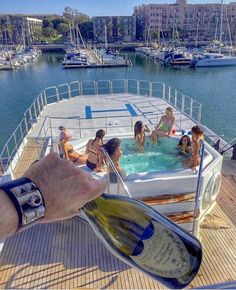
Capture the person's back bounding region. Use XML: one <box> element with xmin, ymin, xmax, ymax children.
<box><xmin>60</xmin><ymin>127</ymin><xmax>88</xmax><ymax>165</ymax></box>
<box><xmin>86</xmin><ymin>129</ymin><xmax>105</xmax><ymax>171</ymax></box>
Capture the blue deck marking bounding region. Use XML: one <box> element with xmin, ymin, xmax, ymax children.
<box><xmin>85</xmin><ymin>103</ymin><xmax>137</xmax><ymax>119</ymax></box>
<box><xmin>85</xmin><ymin>106</ymin><xmax>92</xmax><ymax>119</ymax></box>
<box><xmin>125</xmin><ymin>104</ymin><xmax>138</xmax><ymax>116</ymax></box>
<box><xmin>94</xmin><ymin>108</ymin><xmax>127</xmax><ymax>113</ymax></box>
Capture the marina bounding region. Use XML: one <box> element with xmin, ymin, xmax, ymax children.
<box><xmin>0</xmin><ymin>79</ymin><xmax>236</xmax><ymax>288</ymax></box>
<box><xmin>1</xmin><ymin>0</ymin><xmax>236</xmax><ymax>288</ymax></box>
<box><xmin>62</xmin><ymin>46</ymin><xmax>132</xmax><ymax>69</ymax></box>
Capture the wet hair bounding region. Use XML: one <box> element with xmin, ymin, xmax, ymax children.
<box><xmin>166</xmin><ymin>107</ymin><xmax>173</xmax><ymax>115</ymax></box>
<box><xmin>179</xmin><ymin>135</ymin><xmax>191</xmax><ymax>146</ymax></box>
<box><xmin>134</xmin><ymin>121</ymin><xmax>143</xmax><ymax>138</ymax></box>
<box><xmin>191</xmin><ymin>125</ymin><xmax>204</xmax><ymax>136</ymax></box>
<box><xmin>103</xmin><ymin>138</ymin><xmax>121</xmax><ymax>156</ymax></box>
<box><xmin>92</xmin><ymin>129</ymin><xmax>105</xmax><ymax>144</ymax></box>
<box><xmin>59</xmin><ymin>126</ymin><xmax>66</xmax><ymax>131</ymax></box>
<box><xmin>96</xmin><ymin>129</ymin><xmax>105</xmax><ymax>139</ymax></box>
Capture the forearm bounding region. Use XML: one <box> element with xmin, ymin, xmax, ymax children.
<box><xmin>0</xmin><ymin>189</ymin><xmax>18</xmax><ymax>239</ymax></box>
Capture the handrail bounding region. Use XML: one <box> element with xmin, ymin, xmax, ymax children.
<box><xmin>0</xmin><ymin>78</ymin><xmax>202</xmax><ymax>175</ymax></box>
<box><xmin>192</xmin><ymin>140</ymin><xmax>205</xmax><ymax>235</ymax></box>
<box><xmin>101</xmin><ymin>147</ymin><xmax>132</xmax><ymax>198</ymax></box>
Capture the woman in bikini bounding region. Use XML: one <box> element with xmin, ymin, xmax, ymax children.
<box><xmin>134</xmin><ymin>120</ymin><xmax>150</xmax><ymax>151</ymax></box>
<box><xmin>60</xmin><ymin>128</ymin><xmax>88</xmax><ymax>165</ymax></box>
<box><xmin>97</xmin><ymin>138</ymin><xmax>126</xmax><ymax>183</ymax></box>
<box><xmin>184</xmin><ymin>126</ymin><xmax>204</xmax><ymax>171</ymax></box>
<box><xmin>151</xmin><ymin>107</ymin><xmax>175</xmax><ymax>143</ymax></box>
<box><xmin>85</xmin><ymin>129</ymin><xmax>105</xmax><ymax>171</ymax></box>
<box><xmin>178</xmin><ymin>135</ymin><xmax>191</xmax><ymax>155</ymax></box>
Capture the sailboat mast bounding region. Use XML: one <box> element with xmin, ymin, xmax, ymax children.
<box><xmin>214</xmin><ymin>18</ymin><xmax>219</xmax><ymax>41</ymax></box>
<box><xmin>219</xmin><ymin>0</ymin><xmax>224</xmax><ymax>53</ymax></box>
<box><xmin>104</xmin><ymin>24</ymin><xmax>108</xmax><ymax>49</ymax></box>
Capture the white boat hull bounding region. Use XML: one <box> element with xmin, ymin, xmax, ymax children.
<box><xmin>195</xmin><ymin>57</ymin><xmax>236</xmax><ymax>67</ymax></box>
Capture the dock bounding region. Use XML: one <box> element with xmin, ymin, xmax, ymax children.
<box><xmin>63</xmin><ymin>49</ymin><xmax>132</xmax><ymax>69</ymax></box>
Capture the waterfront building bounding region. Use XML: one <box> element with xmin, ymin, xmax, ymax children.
<box><xmin>134</xmin><ymin>0</ymin><xmax>236</xmax><ymax>44</ymax></box>
<box><xmin>92</xmin><ymin>16</ymin><xmax>136</xmax><ymax>43</ymax></box>
<box><xmin>0</xmin><ymin>15</ymin><xmax>42</xmax><ymax>45</ymax></box>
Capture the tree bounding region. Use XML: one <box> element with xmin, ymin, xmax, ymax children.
<box><xmin>33</xmin><ymin>29</ymin><xmax>43</xmax><ymax>42</ymax></box>
<box><xmin>63</xmin><ymin>6</ymin><xmax>90</xmax><ymax>24</ymax></box>
<box><xmin>42</xmin><ymin>27</ymin><xmax>57</xmax><ymax>38</ymax></box>
<box><xmin>117</xmin><ymin>21</ymin><xmax>125</xmax><ymax>41</ymax></box>
<box><xmin>57</xmin><ymin>23</ymin><xmax>70</xmax><ymax>37</ymax></box>
<box><xmin>151</xmin><ymin>31</ymin><xmax>159</xmax><ymax>41</ymax></box>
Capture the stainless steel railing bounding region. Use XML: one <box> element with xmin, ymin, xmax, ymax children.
<box><xmin>0</xmin><ymin>79</ymin><xmax>202</xmax><ymax>175</ymax></box>
<box><xmin>101</xmin><ymin>147</ymin><xmax>132</xmax><ymax>198</ymax></box>
<box><xmin>192</xmin><ymin>140</ymin><xmax>205</xmax><ymax>236</ymax></box>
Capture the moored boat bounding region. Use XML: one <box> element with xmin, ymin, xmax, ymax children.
<box><xmin>191</xmin><ymin>52</ymin><xmax>236</xmax><ymax>68</ymax></box>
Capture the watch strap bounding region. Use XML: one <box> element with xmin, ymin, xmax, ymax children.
<box><xmin>0</xmin><ymin>177</ymin><xmax>45</xmax><ymax>231</ymax></box>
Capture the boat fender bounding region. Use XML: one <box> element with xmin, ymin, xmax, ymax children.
<box><xmin>210</xmin><ymin>172</ymin><xmax>222</xmax><ymax>202</ymax></box>
<box><xmin>204</xmin><ymin>171</ymin><xmax>222</xmax><ymax>205</ymax></box>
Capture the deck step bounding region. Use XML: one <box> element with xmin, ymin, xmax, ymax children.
<box><xmin>166</xmin><ymin>211</ymin><xmax>195</xmax><ymax>224</ymax></box>
<box><xmin>141</xmin><ymin>192</ymin><xmax>195</xmax><ymax>206</ymax></box>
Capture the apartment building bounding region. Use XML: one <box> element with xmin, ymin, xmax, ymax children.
<box><xmin>0</xmin><ymin>15</ymin><xmax>42</xmax><ymax>45</ymax></box>
<box><xmin>92</xmin><ymin>16</ymin><xmax>136</xmax><ymax>43</ymax></box>
<box><xmin>134</xmin><ymin>0</ymin><xmax>236</xmax><ymax>44</ymax></box>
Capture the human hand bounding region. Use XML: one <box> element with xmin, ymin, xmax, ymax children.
<box><xmin>23</xmin><ymin>153</ymin><xmax>107</xmax><ymax>223</ymax></box>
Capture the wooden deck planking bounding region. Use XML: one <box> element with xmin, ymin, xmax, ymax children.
<box><xmin>1</xmin><ymin>182</ymin><xmax>236</xmax><ymax>290</ymax></box>
<box><xmin>1</xmin><ymin>126</ymin><xmax>236</xmax><ymax>289</ymax></box>
<box><xmin>218</xmin><ymin>176</ymin><xmax>236</xmax><ymax>226</ymax></box>
<box><xmin>12</xmin><ymin>139</ymin><xmax>40</xmax><ymax>179</ymax></box>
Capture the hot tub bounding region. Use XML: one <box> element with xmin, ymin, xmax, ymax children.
<box><xmin>76</xmin><ymin>133</ymin><xmax>223</xmax><ymax>236</ymax></box>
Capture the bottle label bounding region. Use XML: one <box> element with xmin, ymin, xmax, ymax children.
<box><xmin>131</xmin><ymin>221</ymin><xmax>190</xmax><ymax>278</ymax></box>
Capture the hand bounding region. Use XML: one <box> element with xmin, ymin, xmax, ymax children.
<box><xmin>23</xmin><ymin>153</ymin><xmax>107</xmax><ymax>223</ymax></box>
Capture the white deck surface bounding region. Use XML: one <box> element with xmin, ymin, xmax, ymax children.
<box><xmin>29</xmin><ymin>93</ymin><xmax>196</xmax><ymax>141</ymax></box>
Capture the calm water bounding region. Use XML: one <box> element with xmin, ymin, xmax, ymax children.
<box><xmin>0</xmin><ymin>52</ymin><xmax>236</xmax><ymax>151</ymax></box>
<box><xmin>121</xmin><ymin>137</ymin><xmax>183</xmax><ymax>174</ymax></box>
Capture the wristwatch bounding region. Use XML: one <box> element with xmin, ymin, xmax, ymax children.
<box><xmin>0</xmin><ymin>177</ymin><xmax>45</xmax><ymax>232</ymax></box>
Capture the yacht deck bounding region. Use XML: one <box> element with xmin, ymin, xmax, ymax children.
<box><xmin>0</xmin><ymin>170</ymin><xmax>236</xmax><ymax>289</ymax></box>
<box><xmin>0</xmin><ymin>90</ymin><xmax>235</xmax><ymax>289</ymax></box>
<box><xmin>28</xmin><ymin>93</ymin><xmax>196</xmax><ymax>140</ymax></box>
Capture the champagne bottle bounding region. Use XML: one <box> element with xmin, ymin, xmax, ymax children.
<box><xmin>82</xmin><ymin>194</ymin><xmax>202</xmax><ymax>289</ymax></box>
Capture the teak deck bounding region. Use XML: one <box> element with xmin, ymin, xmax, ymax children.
<box><xmin>0</xmin><ymin>147</ymin><xmax>236</xmax><ymax>289</ymax></box>
<box><xmin>0</xmin><ymin>93</ymin><xmax>235</xmax><ymax>289</ymax></box>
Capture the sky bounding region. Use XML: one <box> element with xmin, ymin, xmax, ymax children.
<box><xmin>0</xmin><ymin>0</ymin><xmax>231</xmax><ymax>16</ymax></box>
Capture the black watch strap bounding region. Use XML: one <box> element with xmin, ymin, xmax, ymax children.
<box><xmin>0</xmin><ymin>177</ymin><xmax>45</xmax><ymax>231</ymax></box>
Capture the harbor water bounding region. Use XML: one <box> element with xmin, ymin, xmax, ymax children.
<box><xmin>0</xmin><ymin>52</ymin><xmax>236</xmax><ymax>151</ymax></box>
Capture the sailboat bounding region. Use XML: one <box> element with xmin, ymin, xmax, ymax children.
<box><xmin>191</xmin><ymin>0</ymin><xmax>236</xmax><ymax>68</ymax></box>
<box><xmin>62</xmin><ymin>24</ymin><xmax>91</xmax><ymax>68</ymax></box>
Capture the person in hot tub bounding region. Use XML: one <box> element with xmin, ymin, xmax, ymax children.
<box><xmin>134</xmin><ymin>120</ymin><xmax>150</xmax><ymax>151</ymax></box>
<box><xmin>151</xmin><ymin>107</ymin><xmax>175</xmax><ymax>143</ymax></box>
<box><xmin>97</xmin><ymin>138</ymin><xmax>126</xmax><ymax>183</ymax></box>
<box><xmin>184</xmin><ymin>125</ymin><xmax>204</xmax><ymax>171</ymax></box>
<box><xmin>178</xmin><ymin>135</ymin><xmax>192</xmax><ymax>156</ymax></box>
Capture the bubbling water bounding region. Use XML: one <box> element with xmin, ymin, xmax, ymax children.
<box><xmin>120</xmin><ymin>137</ymin><xmax>185</xmax><ymax>174</ymax></box>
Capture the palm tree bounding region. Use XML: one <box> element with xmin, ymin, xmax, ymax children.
<box><xmin>117</xmin><ymin>21</ymin><xmax>125</xmax><ymax>42</ymax></box>
<box><xmin>6</xmin><ymin>23</ymin><xmax>14</xmax><ymax>44</ymax></box>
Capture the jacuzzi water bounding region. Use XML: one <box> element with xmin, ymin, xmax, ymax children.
<box><xmin>120</xmin><ymin>137</ymin><xmax>187</xmax><ymax>174</ymax></box>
